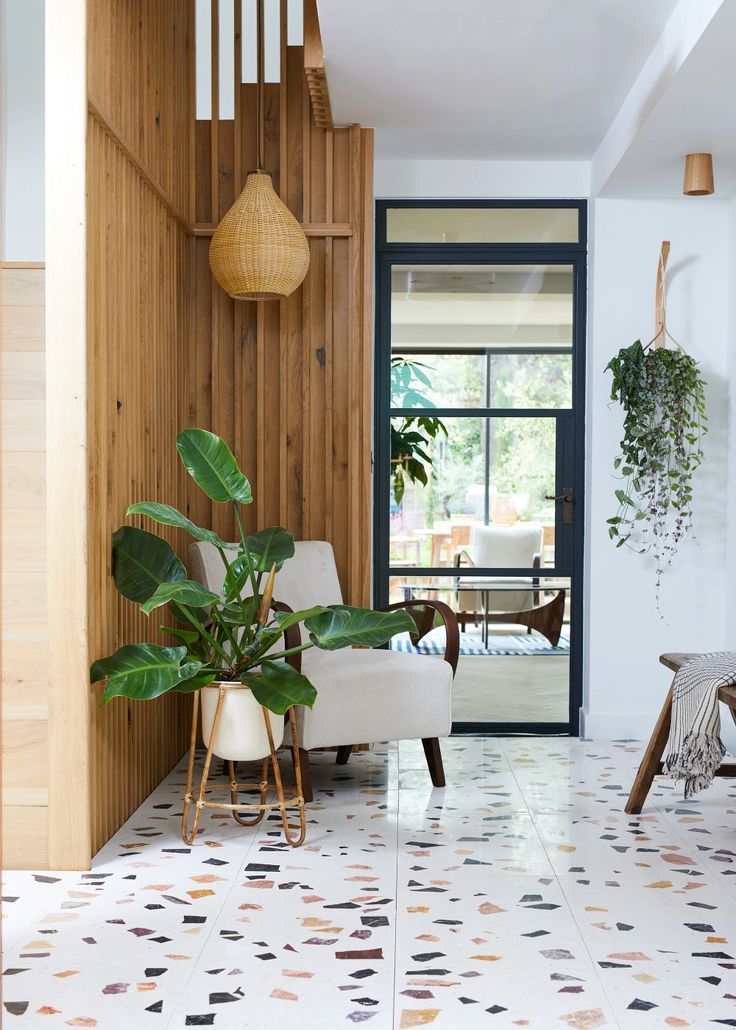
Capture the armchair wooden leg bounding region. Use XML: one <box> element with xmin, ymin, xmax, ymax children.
<box><xmin>296</xmin><ymin>748</ymin><xmax>313</xmax><ymax>803</ymax></box>
<box><xmin>625</xmin><ymin>685</ymin><xmax>673</xmax><ymax>815</ymax></box>
<box><xmin>336</xmin><ymin>745</ymin><xmax>353</xmax><ymax>765</ymax></box>
<box><xmin>422</xmin><ymin>737</ymin><xmax>446</xmax><ymax>788</ymax></box>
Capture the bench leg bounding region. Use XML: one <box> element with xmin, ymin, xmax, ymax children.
<box><xmin>625</xmin><ymin>685</ymin><xmax>673</xmax><ymax>815</ymax></box>
<box><xmin>422</xmin><ymin>737</ymin><xmax>446</xmax><ymax>788</ymax></box>
<box><xmin>336</xmin><ymin>745</ymin><xmax>353</xmax><ymax>765</ymax></box>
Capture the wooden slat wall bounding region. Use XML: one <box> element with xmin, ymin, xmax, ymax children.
<box><xmin>193</xmin><ymin>26</ymin><xmax>374</xmax><ymax>606</ymax></box>
<box><xmin>30</xmin><ymin>0</ymin><xmax>373</xmax><ymax>869</ymax></box>
<box><xmin>1</xmin><ymin>265</ymin><xmax>49</xmax><ymax>868</ymax></box>
<box><xmin>85</xmin><ymin>0</ymin><xmax>197</xmax><ymax>855</ymax></box>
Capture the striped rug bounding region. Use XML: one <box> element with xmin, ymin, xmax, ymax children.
<box><xmin>391</xmin><ymin>628</ymin><xmax>570</xmax><ymax>657</ymax></box>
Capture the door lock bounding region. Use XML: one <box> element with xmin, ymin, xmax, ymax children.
<box><xmin>545</xmin><ymin>488</ymin><xmax>574</xmax><ymax>525</ymax></box>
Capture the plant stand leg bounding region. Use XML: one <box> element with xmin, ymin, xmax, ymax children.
<box><xmin>182</xmin><ymin>688</ymin><xmax>224</xmax><ymax>845</ymax></box>
<box><xmin>263</xmin><ymin>706</ymin><xmax>305</xmax><ymax>847</ymax></box>
<box><xmin>181</xmin><ymin>691</ymin><xmax>201</xmax><ymax>843</ymax></box>
<box><xmin>229</xmin><ymin>758</ymin><xmax>267</xmax><ymax>827</ymax></box>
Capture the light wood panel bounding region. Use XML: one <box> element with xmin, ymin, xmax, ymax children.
<box><xmin>193</xmin><ymin>9</ymin><xmax>373</xmax><ymax>607</ymax></box>
<box><xmin>46</xmin><ymin>0</ymin><xmax>90</xmax><ymax>869</ymax></box>
<box><xmin>1</xmin><ymin>264</ymin><xmax>49</xmax><ymax>867</ymax></box>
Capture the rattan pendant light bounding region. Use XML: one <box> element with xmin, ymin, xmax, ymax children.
<box><xmin>209</xmin><ymin>0</ymin><xmax>309</xmax><ymax>301</ymax></box>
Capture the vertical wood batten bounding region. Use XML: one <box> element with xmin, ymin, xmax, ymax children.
<box><xmin>86</xmin><ymin>0</ymin><xmax>194</xmax><ymax>856</ymax></box>
<box><xmin>195</xmin><ymin>29</ymin><xmax>374</xmax><ymax>599</ymax></box>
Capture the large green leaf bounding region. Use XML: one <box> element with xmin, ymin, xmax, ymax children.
<box><xmin>243</xmin><ymin>660</ymin><xmax>317</xmax><ymax>715</ymax></box>
<box><xmin>173</xmin><ymin>670</ymin><xmax>216</xmax><ymax>693</ymax></box>
<box><xmin>222</xmin><ymin>553</ymin><xmax>252</xmax><ymax>602</ymax></box>
<box><xmin>140</xmin><ymin>579</ymin><xmax>219</xmax><ymax>616</ymax></box>
<box><xmin>90</xmin><ymin>644</ymin><xmax>203</xmax><ymax>704</ymax></box>
<box><xmin>176</xmin><ymin>429</ymin><xmax>252</xmax><ymax>504</ymax></box>
<box><xmin>112</xmin><ymin>526</ymin><xmax>186</xmax><ymax>603</ymax></box>
<box><xmin>245</xmin><ymin>526</ymin><xmax>295</xmax><ymax>572</ymax></box>
<box><xmin>305</xmin><ymin>605</ymin><xmax>416</xmax><ymax>651</ymax></box>
<box><xmin>127</xmin><ymin>501</ymin><xmax>235</xmax><ymax>549</ymax></box>
<box><xmin>271</xmin><ymin>606</ymin><xmax>328</xmax><ymax>634</ymax></box>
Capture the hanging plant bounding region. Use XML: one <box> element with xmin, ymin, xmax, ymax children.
<box><xmin>605</xmin><ymin>338</ymin><xmax>707</xmax><ymax>604</ymax></box>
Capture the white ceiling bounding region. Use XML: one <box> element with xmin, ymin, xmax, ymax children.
<box><xmin>317</xmin><ymin>0</ymin><xmax>679</xmax><ymax>161</ymax></box>
<box><xmin>600</xmin><ymin>0</ymin><xmax>736</xmax><ymax>197</ymax></box>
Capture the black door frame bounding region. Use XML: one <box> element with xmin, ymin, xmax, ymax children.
<box><xmin>373</xmin><ymin>198</ymin><xmax>588</xmax><ymax>736</ymax></box>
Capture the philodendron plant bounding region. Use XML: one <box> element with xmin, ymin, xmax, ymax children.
<box><xmin>90</xmin><ymin>429</ymin><xmax>415</xmax><ymax>715</ymax></box>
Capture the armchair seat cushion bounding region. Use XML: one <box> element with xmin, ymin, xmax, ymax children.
<box><xmin>286</xmin><ymin>646</ymin><xmax>453</xmax><ymax>751</ymax></box>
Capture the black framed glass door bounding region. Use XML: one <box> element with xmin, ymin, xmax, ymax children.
<box><xmin>374</xmin><ymin>201</ymin><xmax>587</xmax><ymax>734</ymax></box>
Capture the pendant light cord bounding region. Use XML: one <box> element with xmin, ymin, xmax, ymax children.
<box><xmin>256</xmin><ymin>0</ymin><xmax>265</xmax><ymax>173</ymax></box>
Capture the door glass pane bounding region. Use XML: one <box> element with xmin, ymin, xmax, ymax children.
<box><xmin>387</xmin><ymin>573</ymin><xmax>571</xmax><ymax>725</ymax></box>
<box><xmin>390</xmin><ymin>416</ymin><xmax>557</xmax><ymax>568</ymax></box>
<box><xmin>391</xmin><ymin>351</ymin><xmax>572</xmax><ymax>409</ymax></box>
<box><xmin>386</xmin><ymin>207</ymin><xmax>579</xmax><ymax>244</ymax></box>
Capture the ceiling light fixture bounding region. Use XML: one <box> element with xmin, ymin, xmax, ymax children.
<box><xmin>209</xmin><ymin>0</ymin><xmax>310</xmax><ymax>300</ymax></box>
<box><xmin>683</xmin><ymin>153</ymin><xmax>714</xmax><ymax>196</ymax></box>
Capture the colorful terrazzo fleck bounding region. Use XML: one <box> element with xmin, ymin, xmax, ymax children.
<box><xmin>2</xmin><ymin>738</ymin><xmax>736</xmax><ymax>1027</ymax></box>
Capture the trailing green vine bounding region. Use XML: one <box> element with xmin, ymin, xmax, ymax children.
<box><xmin>606</xmin><ymin>339</ymin><xmax>707</xmax><ymax>607</ymax></box>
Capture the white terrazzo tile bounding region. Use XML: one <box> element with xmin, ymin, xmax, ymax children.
<box><xmin>3</xmin><ymin>737</ymin><xmax>736</xmax><ymax>1028</ymax></box>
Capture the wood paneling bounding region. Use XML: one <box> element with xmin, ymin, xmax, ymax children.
<box><xmin>84</xmin><ymin>0</ymin><xmax>197</xmax><ymax>856</ymax></box>
<box><xmin>21</xmin><ymin>0</ymin><xmax>372</xmax><ymax>869</ymax></box>
<box><xmin>1</xmin><ymin>265</ymin><xmax>48</xmax><ymax>867</ymax></box>
<box><xmin>193</xmin><ymin>22</ymin><xmax>374</xmax><ymax>607</ymax></box>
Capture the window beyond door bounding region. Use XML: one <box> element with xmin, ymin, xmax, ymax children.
<box><xmin>374</xmin><ymin>202</ymin><xmax>586</xmax><ymax>734</ymax></box>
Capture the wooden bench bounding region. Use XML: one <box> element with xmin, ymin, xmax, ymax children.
<box><xmin>625</xmin><ymin>652</ymin><xmax>736</xmax><ymax>814</ymax></box>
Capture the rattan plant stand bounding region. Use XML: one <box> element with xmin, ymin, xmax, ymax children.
<box><xmin>181</xmin><ymin>685</ymin><xmax>306</xmax><ymax>847</ymax></box>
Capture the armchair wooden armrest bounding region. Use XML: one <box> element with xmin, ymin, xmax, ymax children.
<box><xmin>377</xmin><ymin>599</ymin><xmax>460</xmax><ymax>676</ymax></box>
<box><xmin>272</xmin><ymin>600</ymin><xmax>302</xmax><ymax>673</ymax></box>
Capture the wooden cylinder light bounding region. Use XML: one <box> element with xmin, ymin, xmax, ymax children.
<box><xmin>683</xmin><ymin>153</ymin><xmax>714</xmax><ymax>196</ymax></box>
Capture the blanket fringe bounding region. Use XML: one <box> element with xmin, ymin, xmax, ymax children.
<box><xmin>663</xmin><ymin>732</ymin><xmax>725</xmax><ymax>799</ymax></box>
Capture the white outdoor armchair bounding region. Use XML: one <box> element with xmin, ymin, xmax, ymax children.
<box><xmin>189</xmin><ymin>540</ymin><xmax>459</xmax><ymax>800</ymax></box>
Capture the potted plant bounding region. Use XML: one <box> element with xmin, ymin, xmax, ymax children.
<box><xmin>605</xmin><ymin>339</ymin><xmax>707</xmax><ymax>606</ymax></box>
<box><xmin>390</xmin><ymin>356</ymin><xmax>447</xmax><ymax>504</ymax></box>
<box><xmin>90</xmin><ymin>428</ymin><xmax>415</xmax><ymax>770</ymax></box>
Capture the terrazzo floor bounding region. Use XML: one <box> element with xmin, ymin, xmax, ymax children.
<box><xmin>3</xmin><ymin>737</ymin><xmax>736</xmax><ymax>1029</ymax></box>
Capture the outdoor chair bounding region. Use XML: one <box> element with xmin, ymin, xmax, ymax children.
<box><xmin>189</xmin><ymin>540</ymin><xmax>460</xmax><ymax>801</ymax></box>
<box><xmin>454</xmin><ymin>523</ymin><xmax>543</xmax><ymax>634</ymax></box>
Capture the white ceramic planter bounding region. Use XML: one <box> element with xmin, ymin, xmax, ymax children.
<box><xmin>200</xmin><ymin>682</ymin><xmax>284</xmax><ymax>762</ymax></box>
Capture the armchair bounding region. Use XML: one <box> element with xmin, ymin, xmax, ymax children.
<box><xmin>454</xmin><ymin>523</ymin><xmax>544</xmax><ymax>637</ymax></box>
<box><xmin>189</xmin><ymin>540</ymin><xmax>459</xmax><ymax>801</ymax></box>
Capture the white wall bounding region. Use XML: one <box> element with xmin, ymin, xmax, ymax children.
<box><xmin>584</xmin><ymin>197</ymin><xmax>733</xmax><ymax>746</ymax></box>
<box><xmin>1</xmin><ymin>0</ymin><xmax>45</xmax><ymax>261</ymax></box>
<box><xmin>375</xmin><ymin>158</ymin><xmax>590</xmax><ymax>200</ymax></box>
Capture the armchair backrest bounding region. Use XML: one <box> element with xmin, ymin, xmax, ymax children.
<box><xmin>189</xmin><ymin>539</ymin><xmax>344</xmax><ymax>612</ymax></box>
<box><xmin>472</xmin><ymin>523</ymin><xmax>543</xmax><ymax>568</ymax></box>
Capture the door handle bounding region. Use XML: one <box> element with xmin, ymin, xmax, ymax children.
<box><xmin>545</xmin><ymin>488</ymin><xmax>574</xmax><ymax>525</ymax></box>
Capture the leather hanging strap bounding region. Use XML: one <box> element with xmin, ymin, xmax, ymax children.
<box><xmin>654</xmin><ymin>240</ymin><xmax>670</xmax><ymax>349</ymax></box>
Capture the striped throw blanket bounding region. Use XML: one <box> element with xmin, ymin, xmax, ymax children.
<box><xmin>662</xmin><ymin>651</ymin><xmax>736</xmax><ymax>799</ymax></box>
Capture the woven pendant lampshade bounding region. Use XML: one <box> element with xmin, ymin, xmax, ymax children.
<box><xmin>209</xmin><ymin>173</ymin><xmax>310</xmax><ymax>300</ymax></box>
<box><xmin>208</xmin><ymin>0</ymin><xmax>310</xmax><ymax>301</ymax></box>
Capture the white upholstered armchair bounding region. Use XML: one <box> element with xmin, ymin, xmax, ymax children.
<box><xmin>454</xmin><ymin>523</ymin><xmax>543</xmax><ymax>633</ymax></box>
<box><xmin>189</xmin><ymin>540</ymin><xmax>459</xmax><ymax>800</ymax></box>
